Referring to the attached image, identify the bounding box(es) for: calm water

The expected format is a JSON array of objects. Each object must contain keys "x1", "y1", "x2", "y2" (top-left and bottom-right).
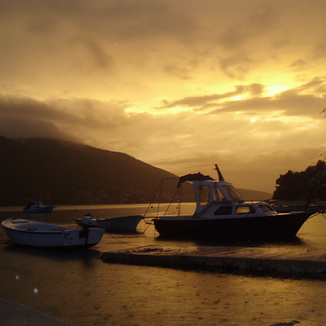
[{"x1": 0, "y1": 204, "x2": 325, "y2": 326}]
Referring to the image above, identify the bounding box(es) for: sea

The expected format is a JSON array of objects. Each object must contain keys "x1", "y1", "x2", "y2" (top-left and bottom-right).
[{"x1": 0, "y1": 204, "x2": 325, "y2": 326}]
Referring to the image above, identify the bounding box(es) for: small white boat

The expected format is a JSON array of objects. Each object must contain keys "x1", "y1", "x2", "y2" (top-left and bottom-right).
[
  {"x1": 75, "y1": 213, "x2": 143, "y2": 231},
  {"x1": 1, "y1": 218, "x2": 104, "y2": 248},
  {"x1": 23, "y1": 200, "x2": 55, "y2": 213}
]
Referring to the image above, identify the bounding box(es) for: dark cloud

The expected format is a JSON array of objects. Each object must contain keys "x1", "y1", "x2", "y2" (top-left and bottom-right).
[
  {"x1": 312, "y1": 43, "x2": 326, "y2": 61},
  {"x1": 0, "y1": 96, "x2": 71, "y2": 122},
  {"x1": 290, "y1": 59, "x2": 307, "y2": 70},
  {"x1": 0, "y1": 116, "x2": 71, "y2": 140},
  {"x1": 159, "y1": 79, "x2": 326, "y2": 116},
  {"x1": 81, "y1": 40, "x2": 115, "y2": 71},
  {"x1": 0, "y1": 95, "x2": 75, "y2": 140},
  {"x1": 0, "y1": 95, "x2": 131, "y2": 141},
  {"x1": 159, "y1": 83, "x2": 264, "y2": 110},
  {"x1": 1, "y1": 0, "x2": 326, "y2": 95},
  {"x1": 0, "y1": 90, "x2": 324, "y2": 193},
  {"x1": 9, "y1": 0, "x2": 198, "y2": 45},
  {"x1": 210, "y1": 91, "x2": 323, "y2": 117},
  {"x1": 163, "y1": 63, "x2": 192, "y2": 80},
  {"x1": 218, "y1": 55, "x2": 253, "y2": 79},
  {"x1": 1, "y1": 0, "x2": 325, "y2": 193},
  {"x1": 218, "y1": 5, "x2": 279, "y2": 49},
  {"x1": 26, "y1": 16, "x2": 57, "y2": 34},
  {"x1": 296, "y1": 77, "x2": 326, "y2": 94}
]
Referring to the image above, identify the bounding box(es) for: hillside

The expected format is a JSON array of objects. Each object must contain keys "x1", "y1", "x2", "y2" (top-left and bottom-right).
[
  {"x1": 0, "y1": 137, "x2": 271, "y2": 205},
  {"x1": 0, "y1": 137, "x2": 179, "y2": 205}
]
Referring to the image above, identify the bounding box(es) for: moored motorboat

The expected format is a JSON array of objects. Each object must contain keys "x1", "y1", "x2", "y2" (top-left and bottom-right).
[
  {"x1": 1, "y1": 218, "x2": 104, "y2": 248},
  {"x1": 75, "y1": 213, "x2": 143, "y2": 231},
  {"x1": 153, "y1": 165, "x2": 317, "y2": 240},
  {"x1": 23, "y1": 200, "x2": 55, "y2": 213}
]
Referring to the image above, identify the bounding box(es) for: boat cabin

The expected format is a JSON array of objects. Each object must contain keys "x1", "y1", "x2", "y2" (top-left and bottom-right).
[
  {"x1": 192, "y1": 179, "x2": 276, "y2": 218},
  {"x1": 193, "y1": 179, "x2": 242, "y2": 214}
]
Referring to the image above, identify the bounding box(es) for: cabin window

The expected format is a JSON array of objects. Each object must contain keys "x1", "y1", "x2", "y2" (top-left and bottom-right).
[
  {"x1": 198, "y1": 185, "x2": 210, "y2": 206},
  {"x1": 221, "y1": 185, "x2": 241, "y2": 200},
  {"x1": 236, "y1": 206, "x2": 254, "y2": 214},
  {"x1": 257, "y1": 204, "x2": 273, "y2": 212},
  {"x1": 213, "y1": 186, "x2": 225, "y2": 201},
  {"x1": 215, "y1": 206, "x2": 232, "y2": 215}
]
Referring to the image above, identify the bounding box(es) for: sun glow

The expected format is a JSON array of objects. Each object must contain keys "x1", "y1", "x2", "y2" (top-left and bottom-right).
[
  {"x1": 225, "y1": 94, "x2": 249, "y2": 102},
  {"x1": 263, "y1": 85, "x2": 290, "y2": 97}
]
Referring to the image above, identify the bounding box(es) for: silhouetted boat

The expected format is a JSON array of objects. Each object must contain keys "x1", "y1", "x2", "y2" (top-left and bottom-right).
[
  {"x1": 153, "y1": 165, "x2": 316, "y2": 240},
  {"x1": 269, "y1": 201, "x2": 326, "y2": 213},
  {"x1": 1, "y1": 218, "x2": 104, "y2": 248},
  {"x1": 75, "y1": 213, "x2": 143, "y2": 231},
  {"x1": 23, "y1": 200, "x2": 55, "y2": 213}
]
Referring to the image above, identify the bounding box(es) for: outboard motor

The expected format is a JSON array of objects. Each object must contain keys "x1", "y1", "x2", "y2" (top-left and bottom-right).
[
  {"x1": 79, "y1": 213, "x2": 97, "y2": 248},
  {"x1": 81, "y1": 213, "x2": 97, "y2": 227}
]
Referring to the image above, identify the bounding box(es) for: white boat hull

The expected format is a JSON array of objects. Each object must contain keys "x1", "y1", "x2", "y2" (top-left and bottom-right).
[{"x1": 1, "y1": 218, "x2": 104, "y2": 248}]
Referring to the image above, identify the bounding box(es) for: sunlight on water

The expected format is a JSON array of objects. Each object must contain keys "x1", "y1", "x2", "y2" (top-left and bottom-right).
[
  {"x1": 1, "y1": 251, "x2": 325, "y2": 326},
  {"x1": 0, "y1": 205, "x2": 325, "y2": 325}
]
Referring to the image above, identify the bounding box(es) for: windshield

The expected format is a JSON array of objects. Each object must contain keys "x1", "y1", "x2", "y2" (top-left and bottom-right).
[
  {"x1": 221, "y1": 185, "x2": 241, "y2": 201},
  {"x1": 198, "y1": 185, "x2": 210, "y2": 206}
]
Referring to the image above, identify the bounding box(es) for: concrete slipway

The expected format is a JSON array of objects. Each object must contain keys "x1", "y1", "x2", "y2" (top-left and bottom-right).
[{"x1": 101, "y1": 245, "x2": 326, "y2": 279}]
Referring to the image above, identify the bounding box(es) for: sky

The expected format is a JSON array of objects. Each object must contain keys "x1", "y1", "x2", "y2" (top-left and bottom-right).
[{"x1": 0, "y1": 0, "x2": 325, "y2": 193}]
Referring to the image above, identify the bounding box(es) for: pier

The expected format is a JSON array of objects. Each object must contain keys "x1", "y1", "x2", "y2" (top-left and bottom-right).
[{"x1": 101, "y1": 245, "x2": 326, "y2": 279}]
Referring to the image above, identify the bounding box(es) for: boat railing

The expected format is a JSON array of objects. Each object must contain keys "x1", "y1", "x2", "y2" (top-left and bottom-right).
[{"x1": 143, "y1": 177, "x2": 182, "y2": 219}]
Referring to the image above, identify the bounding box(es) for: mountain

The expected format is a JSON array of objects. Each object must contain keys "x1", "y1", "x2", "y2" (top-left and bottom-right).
[
  {"x1": 0, "y1": 137, "x2": 271, "y2": 205},
  {"x1": 0, "y1": 137, "x2": 179, "y2": 205}
]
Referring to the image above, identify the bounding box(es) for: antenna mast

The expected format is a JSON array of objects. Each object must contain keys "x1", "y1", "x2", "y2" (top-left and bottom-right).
[{"x1": 214, "y1": 164, "x2": 225, "y2": 181}]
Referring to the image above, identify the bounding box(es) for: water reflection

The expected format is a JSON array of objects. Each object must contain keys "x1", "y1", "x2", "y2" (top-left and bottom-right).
[
  {"x1": 3, "y1": 243, "x2": 101, "y2": 268},
  {"x1": 0, "y1": 206, "x2": 325, "y2": 326}
]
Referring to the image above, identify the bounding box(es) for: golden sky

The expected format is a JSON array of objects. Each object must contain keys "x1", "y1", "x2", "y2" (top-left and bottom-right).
[{"x1": 0, "y1": 0, "x2": 325, "y2": 193}]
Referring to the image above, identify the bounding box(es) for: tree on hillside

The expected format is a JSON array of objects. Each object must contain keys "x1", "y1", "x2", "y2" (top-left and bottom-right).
[{"x1": 273, "y1": 160, "x2": 326, "y2": 201}]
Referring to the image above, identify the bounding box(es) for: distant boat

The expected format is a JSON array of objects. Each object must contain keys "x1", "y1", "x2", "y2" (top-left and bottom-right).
[
  {"x1": 153, "y1": 164, "x2": 317, "y2": 241},
  {"x1": 269, "y1": 202, "x2": 326, "y2": 213},
  {"x1": 1, "y1": 218, "x2": 104, "y2": 249},
  {"x1": 75, "y1": 213, "x2": 143, "y2": 232},
  {"x1": 23, "y1": 200, "x2": 55, "y2": 213},
  {"x1": 272, "y1": 204, "x2": 308, "y2": 213}
]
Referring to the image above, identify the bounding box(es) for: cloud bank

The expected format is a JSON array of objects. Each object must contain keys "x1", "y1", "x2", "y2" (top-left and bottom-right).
[{"x1": 0, "y1": 0, "x2": 326, "y2": 192}]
